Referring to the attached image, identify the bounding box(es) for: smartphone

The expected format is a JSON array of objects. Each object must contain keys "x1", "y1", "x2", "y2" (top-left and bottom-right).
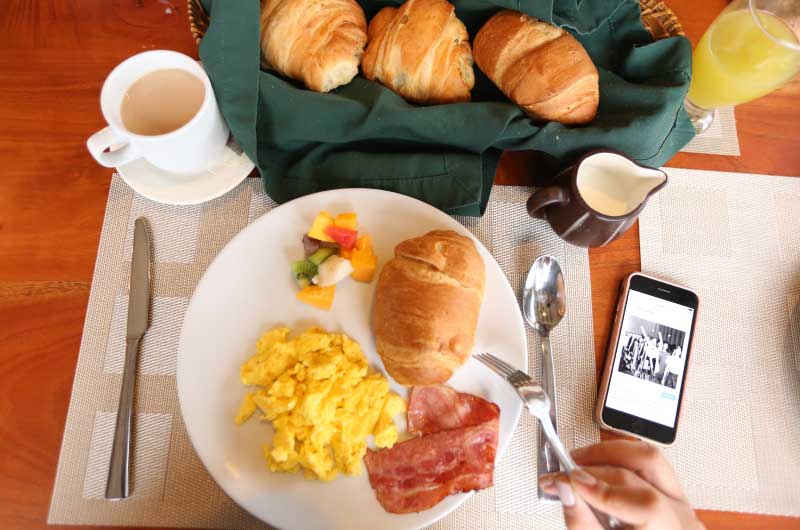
[{"x1": 595, "y1": 273, "x2": 699, "y2": 446}]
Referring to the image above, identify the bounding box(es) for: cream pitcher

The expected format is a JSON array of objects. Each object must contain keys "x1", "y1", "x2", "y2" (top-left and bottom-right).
[{"x1": 527, "y1": 150, "x2": 668, "y2": 247}]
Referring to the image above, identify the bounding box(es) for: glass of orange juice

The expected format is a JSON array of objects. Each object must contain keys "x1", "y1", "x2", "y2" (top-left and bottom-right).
[{"x1": 685, "y1": 0, "x2": 800, "y2": 133}]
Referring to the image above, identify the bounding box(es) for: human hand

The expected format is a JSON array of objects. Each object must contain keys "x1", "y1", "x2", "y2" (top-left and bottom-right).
[{"x1": 539, "y1": 440, "x2": 705, "y2": 530}]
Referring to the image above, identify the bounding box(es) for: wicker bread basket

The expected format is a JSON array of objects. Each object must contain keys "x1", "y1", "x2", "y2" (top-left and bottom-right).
[{"x1": 187, "y1": 0, "x2": 683, "y2": 44}]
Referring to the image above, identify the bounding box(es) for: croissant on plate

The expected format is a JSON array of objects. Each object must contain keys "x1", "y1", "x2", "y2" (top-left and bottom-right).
[
  {"x1": 373, "y1": 230, "x2": 485, "y2": 386},
  {"x1": 260, "y1": 0, "x2": 367, "y2": 93},
  {"x1": 361, "y1": 0, "x2": 475, "y2": 104},
  {"x1": 474, "y1": 10, "x2": 599, "y2": 124}
]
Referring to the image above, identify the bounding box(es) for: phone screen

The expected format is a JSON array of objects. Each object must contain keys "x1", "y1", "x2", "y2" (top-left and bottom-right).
[{"x1": 602, "y1": 275, "x2": 698, "y2": 442}]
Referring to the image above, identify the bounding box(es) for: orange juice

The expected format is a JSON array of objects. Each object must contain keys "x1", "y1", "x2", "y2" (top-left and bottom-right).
[{"x1": 688, "y1": 9, "x2": 800, "y2": 109}]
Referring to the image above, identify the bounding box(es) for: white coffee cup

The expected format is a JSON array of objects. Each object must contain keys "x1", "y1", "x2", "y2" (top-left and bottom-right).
[{"x1": 87, "y1": 50, "x2": 229, "y2": 175}]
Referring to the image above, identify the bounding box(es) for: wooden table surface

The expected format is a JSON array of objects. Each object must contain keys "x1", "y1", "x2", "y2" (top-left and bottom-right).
[{"x1": 1, "y1": 1, "x2": 798, "y2": 529}]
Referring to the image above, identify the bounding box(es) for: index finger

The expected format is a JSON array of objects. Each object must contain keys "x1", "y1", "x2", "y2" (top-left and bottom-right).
[{"x1": 571, "y1": 440, "x2": 685, "y2": 500}]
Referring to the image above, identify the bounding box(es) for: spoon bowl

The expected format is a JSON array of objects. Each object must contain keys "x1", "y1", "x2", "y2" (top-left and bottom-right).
[{"x1": 523, "y1": 256, "x2": 567, "y2": 333}]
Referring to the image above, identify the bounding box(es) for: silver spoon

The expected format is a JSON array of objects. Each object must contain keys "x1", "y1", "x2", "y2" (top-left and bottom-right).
[{"x1": 523, "y1": 255, "x2": 566, "y2": 501}]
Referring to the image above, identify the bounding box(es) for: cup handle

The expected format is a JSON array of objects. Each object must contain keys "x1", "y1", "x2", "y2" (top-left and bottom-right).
[
  {"x1": 86, "y1": 126, "x2": 139, "y2": 168},
  {"x1": 527, "y1": 187, "x2": 570, "y2": 219}
]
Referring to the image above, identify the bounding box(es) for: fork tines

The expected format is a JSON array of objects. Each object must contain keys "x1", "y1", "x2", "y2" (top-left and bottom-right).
[{"x1": 475, "y1": 353, "x2": 533, "y2": 385}]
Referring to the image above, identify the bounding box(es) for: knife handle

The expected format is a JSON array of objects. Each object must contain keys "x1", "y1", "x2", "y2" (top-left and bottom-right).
[{"x1": 105, "y1": 336, "x2": 141, "y2": 500}]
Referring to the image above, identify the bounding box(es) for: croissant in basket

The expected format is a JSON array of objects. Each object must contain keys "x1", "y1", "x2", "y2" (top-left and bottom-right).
[
  {"x1": 373, "y1": 230, "x2": 485, "y2": 386},
  {"x1": 474, "y1": 10, "x2": 599, "y2": 125},
  {"x1": 362, "y1": 0, "x2": 475, "y2": 104},
  {"x1": 260, "y1": 0, "x2": 367, "y2": 93}
]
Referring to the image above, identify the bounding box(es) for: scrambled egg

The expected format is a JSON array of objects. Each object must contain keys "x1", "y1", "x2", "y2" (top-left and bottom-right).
[{"x1": 235, "y1": 327, "x2": 406, "y2": 481}]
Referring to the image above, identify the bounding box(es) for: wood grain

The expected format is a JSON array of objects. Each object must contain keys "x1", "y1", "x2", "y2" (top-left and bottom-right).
[{"x1": 0, "y1": 1, "x2": 798, "y2": 529}]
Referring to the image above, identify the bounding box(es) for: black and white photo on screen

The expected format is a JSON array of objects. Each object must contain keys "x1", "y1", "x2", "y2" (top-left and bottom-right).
[{"x1": 617, "y1": 315, "x2": 686, "y2": 389}]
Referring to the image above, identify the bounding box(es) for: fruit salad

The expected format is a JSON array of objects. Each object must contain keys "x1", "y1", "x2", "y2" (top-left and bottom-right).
[{"x1": 292, "y1": 211, "x2": 377, "y2": 310}]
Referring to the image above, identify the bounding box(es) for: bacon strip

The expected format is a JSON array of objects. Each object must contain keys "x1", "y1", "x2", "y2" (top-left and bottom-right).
[
  {"x1": 364, "y1": 418, "x2": 498, "y2": 513},
  {"x1": 407, "y1": 385, "x2": 500, "y2": 434},
  {"x1": 364, "y1": 385, "x2": 500, "y2": 514}
]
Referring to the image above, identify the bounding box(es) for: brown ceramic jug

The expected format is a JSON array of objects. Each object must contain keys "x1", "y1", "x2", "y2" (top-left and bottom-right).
[{"x1": 527, "y1": 151, "x2": 668, "y2": 247}]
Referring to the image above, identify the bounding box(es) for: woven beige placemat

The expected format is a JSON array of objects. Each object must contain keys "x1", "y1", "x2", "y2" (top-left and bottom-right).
[
  {"x1": 680, "y1": 107, "x2": 740, "y2": 156},
  {"x1": 49, "y1": 177, "x2": 600, "y2": 529},
  {"x1": 639, "y1": 167, "x2": 800, "y2": 516}
]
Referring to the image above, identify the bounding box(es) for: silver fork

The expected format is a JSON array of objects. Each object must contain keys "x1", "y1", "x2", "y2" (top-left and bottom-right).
[{"x1": 476, "y1": 353, "x2": 627, "y2": 530}]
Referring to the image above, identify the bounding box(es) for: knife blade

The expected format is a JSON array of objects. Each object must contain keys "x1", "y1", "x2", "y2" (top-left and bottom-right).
[{"x1": 106, "y1": 217, "x2": 152, "y2": 500}]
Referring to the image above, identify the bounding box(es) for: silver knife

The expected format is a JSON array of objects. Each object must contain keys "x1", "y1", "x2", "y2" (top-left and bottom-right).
[{"x1": 106, "y1": 217, "x2": 152, "y2": 500}]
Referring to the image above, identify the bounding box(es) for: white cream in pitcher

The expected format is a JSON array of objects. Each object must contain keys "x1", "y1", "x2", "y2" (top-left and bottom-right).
[{"x1": 576, "y1": 152, "x2": 667, "y2": 216}]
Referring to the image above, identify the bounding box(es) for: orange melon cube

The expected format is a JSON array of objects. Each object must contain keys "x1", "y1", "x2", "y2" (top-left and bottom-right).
[
  {"x1": 355, "y1": 234, "x2": 372, "y2": 251},
  {"x1": 350, "y1": 252, "x2": 376, "y2": 282},
  {"x1": 296, "y1": 285, "x2": 335, "y2": 310},
  {"x1": 350, "y1": 235, "x2": 376, "y2": 282}
]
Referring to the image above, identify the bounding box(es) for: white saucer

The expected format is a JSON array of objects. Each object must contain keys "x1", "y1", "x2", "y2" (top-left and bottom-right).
[{"x1": 116, "y1": 141, "x2": 256, "y2": 205}]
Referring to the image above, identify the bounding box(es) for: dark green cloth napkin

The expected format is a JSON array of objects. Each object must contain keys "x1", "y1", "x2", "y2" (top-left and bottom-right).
[{"x1": 199, "y1": 0, "x2": 694, "y2": 215}]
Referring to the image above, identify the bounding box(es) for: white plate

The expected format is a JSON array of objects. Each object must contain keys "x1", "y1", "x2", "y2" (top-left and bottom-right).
[
  {"x1": 177, "y1": 189, "x2": 527, "y2": 530},
  {"x1": 117, "y1": 142, "x2": 254, "y2": 205}
]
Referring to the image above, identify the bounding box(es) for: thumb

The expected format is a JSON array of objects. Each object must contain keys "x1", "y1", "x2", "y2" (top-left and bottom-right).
[{"x1": 570, "y1": 468, "x2": 662, "y2": 526}]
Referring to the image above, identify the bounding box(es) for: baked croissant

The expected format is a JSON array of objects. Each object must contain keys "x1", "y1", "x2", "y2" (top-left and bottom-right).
[
  {"x1": 260, "y1": 0, "x2": 367, "y2": 93},
  {"x1": 474, "y1": 10, "x2": 599, "y2": 124},
  {"x1": 361, "y1": 0, "x2": 475, "y2": 104},
  {"x1": 373, "y1": 230, "x2": 485, "y2": 386}
]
